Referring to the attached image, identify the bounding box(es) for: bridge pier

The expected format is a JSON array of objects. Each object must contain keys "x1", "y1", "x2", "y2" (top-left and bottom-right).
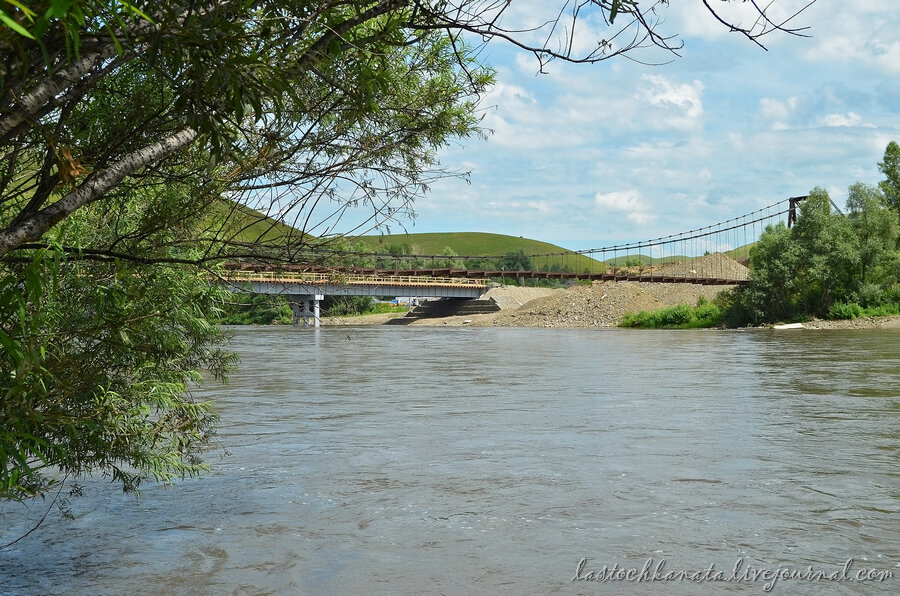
[{"x1": 289, "y1": 294, "x2": 323, "y2": 327}]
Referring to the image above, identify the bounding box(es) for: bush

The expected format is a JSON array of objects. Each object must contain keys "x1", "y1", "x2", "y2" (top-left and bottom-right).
[
  {"x1": 863, "y1": 303, "x2": 900, "y2": 317},
  {"x1": 323, "y1": 295, "x2": 374, "y2": 316},
  {"x1": 620, "y1": 301, "x2": 723, "y2": 329},
  {"x1": 693, "y1": 302, "x2": 722, "y2": 326},
  {"x1": 857, "y1": 283, "x2": 886, "y2": 307},
  {"x1": 216, "y1": 293, "x2": 292, "y2": 325},
  {"x1": 654, "y1": 304, "x2": 694, "y2": 326},
  {"x1": 828, "y1": 301, "x2": 863, "y2": 320}
]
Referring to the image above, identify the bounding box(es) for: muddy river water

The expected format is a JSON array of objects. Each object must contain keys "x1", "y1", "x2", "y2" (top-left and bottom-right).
[{"x1": 1, "y1": 326, "x2": 898, "y2": 594}]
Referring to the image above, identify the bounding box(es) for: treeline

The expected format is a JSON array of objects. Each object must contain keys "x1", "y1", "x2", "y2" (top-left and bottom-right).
[
  {"x1": 324, "y1": 242, "x2": 579, "y2": 274},
  {"x1": 728, "y1": 183, "x2": 899, "y2": 324},
  {"x1": 626, "y1": 142, "x2": 900, "y2": 327}
]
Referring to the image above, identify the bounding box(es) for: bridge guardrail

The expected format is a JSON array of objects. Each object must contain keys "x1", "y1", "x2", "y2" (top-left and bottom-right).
[{"x1": 222, "y1": 271, "x2": 488, "y2": 288}]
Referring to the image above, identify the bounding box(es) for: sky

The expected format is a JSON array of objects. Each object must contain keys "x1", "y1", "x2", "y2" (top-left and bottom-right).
[{"x1": 395, "y1": 0, "x2": 900, "y2": 253}]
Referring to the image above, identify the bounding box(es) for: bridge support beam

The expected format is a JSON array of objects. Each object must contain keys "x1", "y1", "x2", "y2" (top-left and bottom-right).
[{"x1": 290, "y1": 294, "x2": 323, "y2": 327}]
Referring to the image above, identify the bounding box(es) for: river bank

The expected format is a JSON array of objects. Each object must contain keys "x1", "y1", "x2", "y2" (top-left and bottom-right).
[{"x1": 320, "y1": 283, "x2": 900, "y2": 330}]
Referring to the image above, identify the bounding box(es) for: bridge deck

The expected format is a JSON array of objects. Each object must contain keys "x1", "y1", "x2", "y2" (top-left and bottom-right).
[
  {"x1": 222, "y1": 271, "x2": 488, "y2": 289},
  {"x1": 222, "y1": 268, "x2": 745, "y2": 287}
]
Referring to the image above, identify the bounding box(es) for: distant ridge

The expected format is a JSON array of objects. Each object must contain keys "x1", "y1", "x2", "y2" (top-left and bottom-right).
[{"x1": 208, "y1": 205, "x2": 755, "y2": 270}]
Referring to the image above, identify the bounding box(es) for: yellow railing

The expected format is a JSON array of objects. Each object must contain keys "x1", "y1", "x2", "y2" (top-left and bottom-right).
[{"x1": 222, "y1": 270, "x2": 487, "y2": 288}]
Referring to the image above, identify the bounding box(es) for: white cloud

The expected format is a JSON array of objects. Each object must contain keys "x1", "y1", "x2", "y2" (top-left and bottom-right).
[
  {"x1": 479, "y1": 80, "x2": 586, "y2": 149},
  {"x1": 416, "y1": 1, "x2": 900, "y2": 250},
  {"x1": 485, "y1": 199, "x2": 558, "y2": 218},
  {"x1": 636, "y1": 75, "x2": 704, "y2": 130},
  {"x1": 758, "y1": 96, "x2": 799, "y2": 129},
  {"x1": 799, "y1": 1, "x2": 900, "y2": 74},
  {"x1": 594, "y1": 189, "x2": 656, "y2": 226},
  {"x1": 664, "y1": 0, "x2": 816, "y2": 47},
  {"x1": 822, "y1": 112, "x2": 866, "y2": 127}
]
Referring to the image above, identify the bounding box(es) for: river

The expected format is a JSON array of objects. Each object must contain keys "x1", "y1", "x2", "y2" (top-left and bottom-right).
[{"x1": 1, "y1": 327, "x2": 898, "y2": 594}]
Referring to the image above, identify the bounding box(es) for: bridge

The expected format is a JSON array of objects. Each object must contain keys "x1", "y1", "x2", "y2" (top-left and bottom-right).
[
  {"x1": 221, "y1": 196, "x2": 803, "y2": 326},
  {"x1": 222, "y1": 270, "x2": 489, "y2": 326}
]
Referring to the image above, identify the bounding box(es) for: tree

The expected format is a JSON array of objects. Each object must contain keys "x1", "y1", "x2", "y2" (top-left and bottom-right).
[
  {"x1": 500, "y1": 248, "x2": 533, "y2": 272},
  {"x1": 742, "y1": 222, "x2": 801, "y2": 323},
  {"x1": 1, "y1": 1, "x2": 819, "y2": 504},
  {"x1": 322, "y1": 295, "x2": 376, "y2": 316},
  {"x1": 877, "y1": 140, "x2": 900, "y2": 220},
  {"x1": 1, "y1": 244, "x2": 234, "y2": 501},
  {"x1": 791, "y1": 188, "x2": 859, "y2": 313},
  {"x1": 734, "y1": 177, "x2": 900, "y2": 324},
  {"x1": 845, "y1": 182, "x2": 898, "y2": 289},
  {"x1": 0, "y1": 1, "x2": 816, "y2": 262}
]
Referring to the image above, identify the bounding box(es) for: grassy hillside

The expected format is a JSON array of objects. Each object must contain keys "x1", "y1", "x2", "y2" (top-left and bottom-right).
[
  {"x1": 725, "y1": 242, "x2": 754, "y2": 263},
  {"x1": 356, "y1": 232, "x2": 606, "y2": 272},
  {"x1": 204, "y1": 204, "x2": 756, "y2": 272},
  {"x1": 206, "y1": 200, "x2": 301, "y2": 245}
]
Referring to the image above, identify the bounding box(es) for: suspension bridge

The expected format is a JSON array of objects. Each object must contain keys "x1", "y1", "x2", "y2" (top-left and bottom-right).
[{"x1": 221, "y1": 196, "x2": 804, "y2": 325}]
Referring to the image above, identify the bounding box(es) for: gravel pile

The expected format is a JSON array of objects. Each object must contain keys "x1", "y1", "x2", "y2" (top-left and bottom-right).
[
  {"x1": 411, "y1": 254, "x2": 748, "y2": 328},
  {"x1": 413, "y1": 281, "x2": 735, "y2": 328},
  {"x1": 480, "y1": 285, "x2": 564, "y2": 310},
  {"x1": 650, "y1": 252, "x2": 749, "y2": 280},
  {"x1": 487, "y1": 282, "x2": 731, "y2": 328}
]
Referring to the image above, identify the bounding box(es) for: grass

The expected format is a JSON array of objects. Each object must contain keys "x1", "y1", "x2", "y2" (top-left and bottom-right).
[
  {"x1": 620, "y1": 298, "x2": 723, "y2": 329},
  {"x1": 364, "y1": 303, "x2": 409, "y2": 315},
  {"x1": 205, "y1": 199, "x2": 305, "y2": 246},
  {"x1": 828, "y1": 301, "x2": 900, "y2": 320},
  {"x1": 355, "y1": 231, "x2": 605, "y2": 272},
  {"x1": 725, "y1": 243, "x2": 754, "y2": 263}
]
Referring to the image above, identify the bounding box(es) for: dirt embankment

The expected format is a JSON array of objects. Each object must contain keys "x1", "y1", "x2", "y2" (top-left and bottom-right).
[
  {"x1": 412, "y1": 281, "x2": 732, "y2": 328},
  {"x1": 322, "y1": 252, "x2": 900, "y2": 329},
  {"x1": 410, "y1": 253, "x2": 744, "y2": 328},
  {"x1": 409, "y1": 284, "x2": 900, "y2": 329}
]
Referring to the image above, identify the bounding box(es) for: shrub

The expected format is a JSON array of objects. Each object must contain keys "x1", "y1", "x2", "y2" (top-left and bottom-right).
[
  {"x1": 621, "y1": 302, "x2": 723, "y2": 329},
  {"x1": 654, "y1": 304, "x2": 694, "y2": 326},
  {"x1": 323, "y1": 295, "x2": 375, "y2": 316},
  {"x1": 828, "y1": 301, "x2": 863, "y2": 320},
  {"x1": 863, "y1": 303, "x2": 900, "y2": 317}
]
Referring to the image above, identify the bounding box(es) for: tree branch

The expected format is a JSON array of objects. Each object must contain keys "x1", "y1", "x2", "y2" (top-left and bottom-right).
[{"x1": 0, "y1": 128, "x2": 198, "y2": 258}]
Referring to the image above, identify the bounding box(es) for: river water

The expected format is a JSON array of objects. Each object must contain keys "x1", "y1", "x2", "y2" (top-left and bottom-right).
[{"x1": 1, "y1": 326, "x2": 898, "y2": 594}]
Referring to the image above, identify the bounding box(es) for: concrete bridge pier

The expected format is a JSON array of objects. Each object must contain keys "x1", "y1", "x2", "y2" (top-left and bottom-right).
[{"x1": 289, "y1": 294, "x2": 323, "y2": 327}]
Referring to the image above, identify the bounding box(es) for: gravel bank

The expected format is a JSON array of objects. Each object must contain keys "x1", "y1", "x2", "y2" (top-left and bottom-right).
[
  {"x1": 319, "y1": 249, "x2": 900, "y2": 329},
  {"x1": 321, "y1": 312, "x2": 406, "y2": 326},
  {"x1": 412, "y1": 281, "x2": 734, "y2": 328},
  {"x1": 801, "y1": 316, "x2": 900, "y2": 330}
]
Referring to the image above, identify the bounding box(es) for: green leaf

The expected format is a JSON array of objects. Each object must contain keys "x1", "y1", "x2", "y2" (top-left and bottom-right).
[
  {"x1": 48, "y1": 0, "x2": 75, "y2": 19},
  {"x1": 3, "y1": 0, "x2": 36, "y2": 18},
  {"x1": 610, "y1": 0, "x2": 620, "y2": 24},
  {"x1": 0, "y1": 8, "x2": 36, "y2": 39}
]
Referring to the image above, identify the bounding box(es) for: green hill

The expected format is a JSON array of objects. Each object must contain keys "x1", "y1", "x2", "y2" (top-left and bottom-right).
[
  {"x1": 725, "y1": 243, "x2": 754, "y2": 263},
  {"x1": 355, "y1": 232, "x2": 606, "y2": 273},
  {"x1": 205, "y1": 203, "x2": 755, "y2": 272},
  {"x1": 205, "y1": 199, "x2": 301, "y2": 246}
]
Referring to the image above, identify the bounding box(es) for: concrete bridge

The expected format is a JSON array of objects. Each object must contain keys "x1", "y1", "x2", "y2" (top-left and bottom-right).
[{"x1": 222, "y1": 270, "x2": 488, "y2": 326}]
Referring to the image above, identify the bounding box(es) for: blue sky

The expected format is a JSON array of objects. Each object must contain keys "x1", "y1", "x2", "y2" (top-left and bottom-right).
[{"x1": 400, "y1": 0, "x2": 900, "y2": 252}]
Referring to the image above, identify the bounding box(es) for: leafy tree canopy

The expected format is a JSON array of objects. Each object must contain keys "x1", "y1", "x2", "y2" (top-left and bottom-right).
[
  {"x1": 735, "y1": 154, "x2": 900, "y2": 325},
  {"x1": 878, "y1": 140, "x2": 900, "y2": 218},
  {"x1": 0, "y1": 0, "x2": 818, "y2": 505}
]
